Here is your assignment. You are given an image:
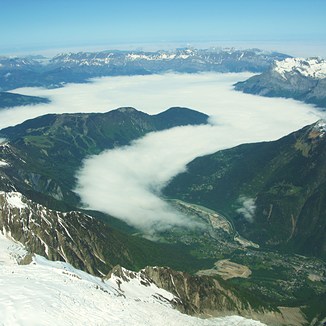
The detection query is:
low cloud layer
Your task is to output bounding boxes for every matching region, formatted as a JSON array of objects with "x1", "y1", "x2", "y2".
[
  {"x1": 1, "y1": 73, "x2": 254, "y2": 129},
  {"x1": 236, "y1": 196, "x2": 257, "y2": 223},
  {"x1": 2, "y1": 72, "x2": 323, "y2": 130},
  {"x1": 1, "y1": 73, "x2": 324, "y2": 233},
  {"x1": 75, "y1": 125, "x2": 223, "y2": 233}
]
